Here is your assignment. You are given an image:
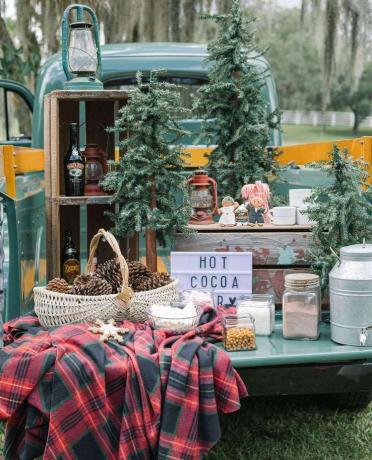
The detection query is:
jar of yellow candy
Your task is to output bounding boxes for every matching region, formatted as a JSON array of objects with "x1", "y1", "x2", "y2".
[{"x1": 223, "y1": 312, "x2": 256, "y2": 351}]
